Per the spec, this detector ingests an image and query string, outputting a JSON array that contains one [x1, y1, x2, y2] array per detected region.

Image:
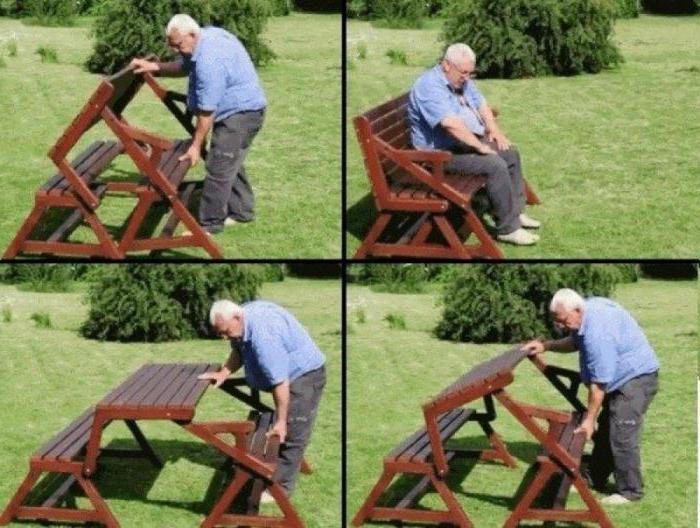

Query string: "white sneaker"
[[260, 490, 275, 504], [519, 213, 541, 229], [224, 217, 238, 227], [497, 228, 539, 246], [601, 493, 632, 505]]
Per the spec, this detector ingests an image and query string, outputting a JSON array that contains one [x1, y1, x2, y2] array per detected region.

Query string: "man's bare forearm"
[[479, 105, 501, 136], [586, 382, 605, 420], [192, 112, 215, 150], [224, 348, 242, 373], [271, 380, 290, 426], [155, 61, 187, 77], [441, 116, 485, 151], [543, 335, 577, 352]]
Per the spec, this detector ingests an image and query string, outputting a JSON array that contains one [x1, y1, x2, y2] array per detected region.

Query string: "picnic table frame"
[[3, 60, 222, 259], [1, 363, 306, 528]]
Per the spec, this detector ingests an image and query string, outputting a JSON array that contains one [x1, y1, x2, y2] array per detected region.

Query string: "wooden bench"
[[0, 407, 161, 527], [353, 92, 541, 259], [353, 347, 528, 528], [201, 410, 303, 528], [4, 60, 221, 259]]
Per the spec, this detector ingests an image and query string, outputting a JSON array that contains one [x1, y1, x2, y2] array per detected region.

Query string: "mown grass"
[[0, 273, 341, 527], [346, 15, 700, 258], [347, 273, 697, 527], [0, 13, 341, 258]]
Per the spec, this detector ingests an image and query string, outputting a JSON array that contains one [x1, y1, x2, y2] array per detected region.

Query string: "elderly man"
[[198, 299, 326, 500], [523, 288, 659, 505], [408, 43, 540, 246], [131, 14, 266, 235]]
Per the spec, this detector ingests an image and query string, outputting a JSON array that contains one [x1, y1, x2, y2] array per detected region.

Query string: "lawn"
[[0, 273, 341, 527], [347, 272, 697, 527], [0, 12, 341, 259], [346, 15, 700, 258]]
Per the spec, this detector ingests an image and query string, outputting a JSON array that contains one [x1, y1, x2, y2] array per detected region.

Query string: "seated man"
[[408, 43, 540, 246]]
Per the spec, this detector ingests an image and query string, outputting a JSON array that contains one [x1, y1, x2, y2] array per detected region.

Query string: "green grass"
[[0, 274, 341, 527], [347, 275, 697, 527], [0, 13, 340, 258], [346, 15, 700, 258]]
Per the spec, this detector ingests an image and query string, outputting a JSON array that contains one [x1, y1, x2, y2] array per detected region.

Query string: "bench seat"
[[33, 407, 95, 463]]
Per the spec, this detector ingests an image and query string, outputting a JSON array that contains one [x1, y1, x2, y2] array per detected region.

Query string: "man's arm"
[[179, 111, 214, 166], [269, 380, 290, 443], [478, 105, 510, 151], [130, 58, 187, 77], [522, 335, 577, 355], [197, 347, 241, 388], [440, 116, 495, 155], [575, 382, 605, 439]]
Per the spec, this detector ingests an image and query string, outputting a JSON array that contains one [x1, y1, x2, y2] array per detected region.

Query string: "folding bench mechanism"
[[353, 93, 541, 260], [353, 348, 530, 528], [0, 410, 162, 528], [183, 411, 304, 528], [4, 57, 222, 259]]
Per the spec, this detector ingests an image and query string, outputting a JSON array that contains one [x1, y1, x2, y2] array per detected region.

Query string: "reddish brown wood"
[[5, 63, 221, 259], [353, 92, 541, 259]]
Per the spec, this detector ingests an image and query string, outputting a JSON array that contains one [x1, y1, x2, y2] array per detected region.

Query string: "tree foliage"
[[441, 0, 623, 79], [86, 0, 274, 74], [434, 264, 623, 344], [81, 264, 261, 342]]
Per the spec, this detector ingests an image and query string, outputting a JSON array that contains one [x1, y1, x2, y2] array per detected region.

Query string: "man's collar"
[[435, 64, 468, 94], [190, 29, 205, 61], [577, 301, 589, 336]]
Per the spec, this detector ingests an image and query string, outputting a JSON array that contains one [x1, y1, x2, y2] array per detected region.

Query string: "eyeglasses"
[[449, 60, 476, 78]]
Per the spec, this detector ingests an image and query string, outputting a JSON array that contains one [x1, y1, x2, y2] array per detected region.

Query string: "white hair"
[[550, 289, 585, 312], [444, 43, 476, 65], [166, 14, 201, 36], [209, 299, 242, 327]]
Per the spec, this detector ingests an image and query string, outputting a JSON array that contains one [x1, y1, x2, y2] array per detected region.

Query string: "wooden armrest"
[[123, 123, 174, 151], [198, 421, 255, 435], [519, 403, 572, 424], [395, 148, 452, 163]]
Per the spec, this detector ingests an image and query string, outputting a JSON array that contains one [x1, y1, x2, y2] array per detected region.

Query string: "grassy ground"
[[0, 273, 341, 527], [346, 15, 700, 258], [0, 13, 340, 258], [347, 273, 697, 527]]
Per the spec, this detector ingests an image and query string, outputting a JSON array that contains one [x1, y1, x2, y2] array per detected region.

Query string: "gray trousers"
[[198, 110, 265, 232], [275, 366, 326, 495], [445, 138, 526, 235], [589, 371, 659, 500]]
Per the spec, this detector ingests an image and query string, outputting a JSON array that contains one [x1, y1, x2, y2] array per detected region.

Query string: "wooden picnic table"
[[1, 362, 305, 528]]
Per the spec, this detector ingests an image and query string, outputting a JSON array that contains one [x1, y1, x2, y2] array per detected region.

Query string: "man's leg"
[[198, 111, 264, 232], [275, 367, 326, 495], [608, 372, 659, 500], [483, 139, 527, 212], [227, 165, 256, 222], [445, 152, 521, 235], [589, 394, 615, 490]]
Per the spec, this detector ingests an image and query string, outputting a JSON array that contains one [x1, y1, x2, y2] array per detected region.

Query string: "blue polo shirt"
[[180, 26, 266, 122], [572, 297, 659, 393], [231, 301, 325, 391], [408, 65, 487, 150]]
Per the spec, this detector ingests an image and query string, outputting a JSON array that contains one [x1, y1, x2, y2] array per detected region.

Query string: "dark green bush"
[[374, 0, 426, 28], [266, 0, 291, 15], [86, 0, 274, 75], [0, 264, 89, 292], [614, 0, 640, 17], [30, 311, 52, 329], [81, 264, 261, 342], [441, 0, 623, 79], [612, 264, 639, 283], [0, 0, 24, 16], [641, 0, 698, 13], [24, 0, 76, 25], [254, 263, 286, 282], [434, 264, 622, 344]]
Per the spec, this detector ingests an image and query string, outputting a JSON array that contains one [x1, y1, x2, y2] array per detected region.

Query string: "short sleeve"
[[414, 82, 456, 129], [194, 58, 226, 112]]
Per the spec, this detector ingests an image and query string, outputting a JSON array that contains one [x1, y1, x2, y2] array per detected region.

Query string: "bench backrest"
[[93, 64, 145, 128], [422, 347, 529, 475], [354, 93, 413, 207]]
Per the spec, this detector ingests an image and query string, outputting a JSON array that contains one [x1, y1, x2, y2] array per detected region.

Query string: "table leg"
[[124, 420, 163, 468]]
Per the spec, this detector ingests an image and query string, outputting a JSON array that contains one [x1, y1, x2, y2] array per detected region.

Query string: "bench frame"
[[4, 61, 222, 259], [353, 93, 541, 260], [353, 348, 530, 528]]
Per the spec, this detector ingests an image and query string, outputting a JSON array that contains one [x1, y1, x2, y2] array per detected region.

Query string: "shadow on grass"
[[346, 192, 375, 245]]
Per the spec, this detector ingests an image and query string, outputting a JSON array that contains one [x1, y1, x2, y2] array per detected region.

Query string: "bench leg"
[[461, 210, 504, 258], [572, 474, 615, 528], [0, 467, 42, 524], [2, 203, 47, 259], [354, 212, 391, 258], [76, 474, 120, 528], [201, 467, 250, 528], [430, 475, 474, 528], [504, 462, 555, 528], [118, 193, 158, 253], [352, 467, 395, 526], [77, 202, 123, 259], [524, 178, 541, 205], [478, 420, 518, 468], [124, 420, 163, 469]]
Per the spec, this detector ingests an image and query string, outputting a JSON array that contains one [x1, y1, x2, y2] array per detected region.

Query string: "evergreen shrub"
[[441, 0, 623, 79], [81, 264, 261, 342], [0, 264, 88, 292], [434, 264, 621, 344], [374, 0, 426, 28], [24, 0, 76, 25], [614, 0, 640, 17], [267, 0, 291, 15], [86, 0, 274, 75]]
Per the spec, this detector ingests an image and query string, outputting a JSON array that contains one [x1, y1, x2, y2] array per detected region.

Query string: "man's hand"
[[179, 144, 201, 166], [488, 131, 511, 151], [197, 369, 230, 388], [574, 415, 596, 440], [267, 419, 287, 444], [130, 58, 159, 75], [477, 143, 496, 156], [521, 340, 545, 356]]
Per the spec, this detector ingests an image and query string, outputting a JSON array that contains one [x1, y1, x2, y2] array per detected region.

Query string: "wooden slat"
[[41, 141, 106, 193], [99, 364, 159, 406], [45, 185, 108, 243], [363, 93, 409, 125], [51, 141, 121, 195], [179, 363, 217, 408], [35, 408, 95, 461]]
